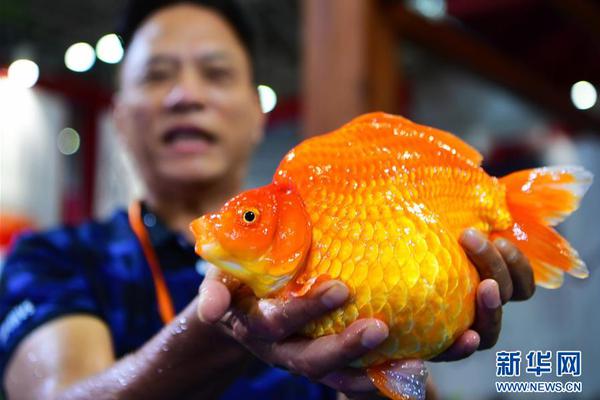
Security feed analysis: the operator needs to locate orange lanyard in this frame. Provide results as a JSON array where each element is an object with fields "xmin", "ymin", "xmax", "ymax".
[{"xmin": 128, "ymin": 201, "xmax": 175, "ymax": 325}]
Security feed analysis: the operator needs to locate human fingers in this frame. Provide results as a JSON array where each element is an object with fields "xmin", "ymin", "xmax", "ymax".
[
  {"xmin": 197, "ymin": 265, "xmax": 240, "ymax": 323},
  {"xmin": 494, "ymin": 238, "xmax": 535, "ymax": 301},
  {"xmin": 242, "ymin": 319, "xmax": 388, "ymax": 381},
  {"xmin": 230, "ymin": 280, "xmax": 349, "ymax": 342},
  {"xmin": 429, "ymin": 329, "xmax": 480, "ymax": 362},
  {"xmin": 460, "ymin": 229, "xmax": 513, "ymax": 304},
  {"xmin": 320, "ymin": 367, "xmax": 374, "ymax": 396},
  {"xmin": 472, "ymin": 279, "xmax": 502, "ymax": 349}
]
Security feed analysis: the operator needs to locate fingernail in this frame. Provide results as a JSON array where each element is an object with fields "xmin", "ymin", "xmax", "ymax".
[
  {"xmin": 361, "ymin": 321, "xmax": 388, "ymax": 349},
  {"xmin": 197, "ymin": 287, "xmax": 209, "ymax": 322},
  {"xmin": 320, "ymin": 282, "xmax": 349, "ymax": 309},
  {"xmin": 494, "ymin": 238, "xmax": 509, "ymax": 249},
  {"xmin": 461, "ymin": 228, "xmax": 487, "ymax": 254},
  {"xmin": 466, "ymin": 330, "xmax": 481, "ymax": 348},
  {"xmin": 482, "ymin": 280, "xmax": 501, "ymax": 309}
]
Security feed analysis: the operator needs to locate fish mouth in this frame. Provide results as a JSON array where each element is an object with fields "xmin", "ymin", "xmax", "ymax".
[
  {"xmin": 200, "ymin": 243, "xmax": 247, "ymax": 274},
  {"xmin": 190, "ymin": 216, "xmax": 219, "ymax": 255},
  {"xmin": 189, "ymin": 216, "xmax": 291, "ymax": 298},
  {"xmin": 190, "ymin": 216, "xmax": 249, "ymax": 274},
  {"xmin": 190, "ymin": 217, "xmax": 256, "ymax": 288}
]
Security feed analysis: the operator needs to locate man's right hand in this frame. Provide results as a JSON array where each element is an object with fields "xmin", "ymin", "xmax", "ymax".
[{"xmin": 197, "ymin": 267, "xmax": 395, "ymax": 397}]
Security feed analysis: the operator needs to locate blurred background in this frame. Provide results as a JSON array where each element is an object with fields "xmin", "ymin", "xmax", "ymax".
[{"xmin": 1, "ymin": 0, "xmax": 599, "ymax": 398}]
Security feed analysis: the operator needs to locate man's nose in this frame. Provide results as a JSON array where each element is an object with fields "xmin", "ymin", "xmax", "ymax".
[{"xmin": 163, "ymin": 68, "xmax": 207, "ymax": 113}]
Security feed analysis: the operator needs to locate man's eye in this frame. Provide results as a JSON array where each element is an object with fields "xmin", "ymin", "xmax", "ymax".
[
  {"xmin": 142, "ymin": 69, "xmax": 172, "ymax": 83},
  {"xmin": 204, "ymin": 67, "xmax": 233, "ymax": 83}
]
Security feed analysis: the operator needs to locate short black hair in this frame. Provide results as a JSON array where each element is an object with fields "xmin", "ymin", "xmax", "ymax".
[{"xmin": 117, "ymin": 0, "xmax": 257, "ymax": 78}]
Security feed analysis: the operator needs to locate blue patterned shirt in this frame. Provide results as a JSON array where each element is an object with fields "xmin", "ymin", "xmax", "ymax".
[{"xmin": 0, "ymin": 206, "xmax": 335, "ymax": 399}]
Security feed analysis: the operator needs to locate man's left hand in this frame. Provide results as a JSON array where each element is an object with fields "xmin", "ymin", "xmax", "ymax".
[{"xmin": 432, "ymin": 228, "xmax": 535, "ymax": 362}]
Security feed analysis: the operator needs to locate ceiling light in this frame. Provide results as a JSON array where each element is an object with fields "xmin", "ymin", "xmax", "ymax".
[
  {"xmin": 65, "ymin": 42, "xmax": 96, "ymax": 72},
  {"xmin": 258, "ymin": 84, "xmax": 277, "ymax": 114},
  {"xmin": 57, "ymin": 127, "xmax": 81, "ymax": 155},
  {"xmin": 7, "ymin": 59, "xmax": 39, "ymax": 88},
  {"xmin": 570, "ymin": 81, "xmax": 597, "ymax": 110},
  {"xmin": 96, "ymin": 34, "xmax": 124, "ymax": 64}
]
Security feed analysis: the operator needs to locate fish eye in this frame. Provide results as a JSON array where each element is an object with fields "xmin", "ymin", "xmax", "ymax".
[
  {"xmin": 244, "ymin": 211, "xmax": 256, "ymax": 222},
  {"xmin": 241, "ymin": 208, "xmax": 260, "ymax": 225}
]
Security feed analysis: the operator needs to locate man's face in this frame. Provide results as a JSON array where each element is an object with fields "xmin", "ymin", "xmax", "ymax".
[{"xmin": 114, "ymin": 4, "xmax": 264, "ymax": 188}]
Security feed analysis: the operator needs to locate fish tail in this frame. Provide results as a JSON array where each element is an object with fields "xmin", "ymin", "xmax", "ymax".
[
  {"xmin": 367, "ymin": 360, "xmax": 428, "ymax": 400},
  {"xmin": 495, "ymin": 166, "xmax": 592, "ymax": 288}
]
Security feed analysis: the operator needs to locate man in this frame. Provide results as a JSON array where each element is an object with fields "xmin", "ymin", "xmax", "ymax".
[{"xmin": 0, "ymin": 1, "xmax": 534, "ymax": 399}]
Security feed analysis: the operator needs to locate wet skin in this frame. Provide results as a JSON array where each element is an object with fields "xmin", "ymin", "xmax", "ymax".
[{"xmin": 4, "ymin": 4, "xmax": 534, "ymax": 400}]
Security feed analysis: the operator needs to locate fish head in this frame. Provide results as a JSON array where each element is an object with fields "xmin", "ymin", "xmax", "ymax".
[{"xmin": 190, "ymin": 183, "xmax": 311, "ymax": 297}]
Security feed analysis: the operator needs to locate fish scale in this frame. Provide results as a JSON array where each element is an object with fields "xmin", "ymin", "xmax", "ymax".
[
  {"xmin": 275, "ymin": 120, "xmax": 494, "ymax": 364},
  {"xmin": 192, "ymin": 112, "xmax": 591, "ymax": 399}
]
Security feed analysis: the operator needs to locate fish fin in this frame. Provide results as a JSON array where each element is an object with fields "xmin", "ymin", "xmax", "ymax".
[
  {"xmin": 366, "ymin": 360, "xmax": 428, "ymax": 400},
  {"xmin": 349, "ymin": 112, "xmax": 484, "ymax": 166},
  {"xmin": 501, "ymin": 166, "xmax": 593, "ymax": 226},
  {"xmin": 348, "ymin": 111, "xmax": 408, "ymax": 127},
  {"xmin": 286, "ymin": 274, "xmax": 331, "ymax": 298},
  {"xmin": 491, "ymin": 222, "xmax": 588, "ymax": 288},
  {"xmin": 415, "ymin": 123, "xmax": 483, "ymax": 166},
  {"xmin": 495, "ymin": 166, "xmax": 592, "ymax": 288}
]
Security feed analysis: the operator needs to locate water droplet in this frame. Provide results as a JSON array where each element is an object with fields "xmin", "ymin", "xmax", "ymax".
[
  {"xmin": 161, "ymin": 345, "xmax": 169, "ymax": 352},
  {"xmin": 27, "ymin": 352, "xmax": 38, "ymax": 363},
  {"xmin": 33, "ymin": 367, "xmax": 43, "ymax": 378},
  {"xmin": 178, "ymin": 317, "xmax": 187, "ymax": 325},
  {"xmin": 118, "ymin": 377, "xmax": 127, "ymax": 386}
]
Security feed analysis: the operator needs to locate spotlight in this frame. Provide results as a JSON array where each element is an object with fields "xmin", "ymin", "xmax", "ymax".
[
  {"xmin": 65, "ymin": 42, "xmax": 96, "ymax": 72},
  {"xmin": 7, "ymin": 59, "xmax": 39, "ymax": 88},
  {"xmin": 258, "ymin": 84, "xmax": 277, "ymax": 114},
  {"xmin": 570, "ymin": 81, "xmax": 597, "ymax": 110},
  {"xmin": 96, "ymin": 34, "xmax": 124, "ymax": 64},
  {"xmin": 57, "ymin": 128, "xmax": 81, "ymax": 155}
]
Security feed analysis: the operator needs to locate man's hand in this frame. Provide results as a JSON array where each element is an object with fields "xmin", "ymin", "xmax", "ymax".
[
  {"xmin": 198, "ymin": 272, "xmax": 389, "ymax": 394},
  {"xmin": 432, "ymin": 228, "xmax": 535, "ymax": 361},
  {"xmin": 197, "ymin": 227, "xmax": 536, "ymax": 397}
]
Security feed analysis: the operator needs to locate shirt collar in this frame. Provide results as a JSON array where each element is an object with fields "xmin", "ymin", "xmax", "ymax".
[{"xmin": 140, "ymin": 202, "xmax": 194, "ymax": 252}]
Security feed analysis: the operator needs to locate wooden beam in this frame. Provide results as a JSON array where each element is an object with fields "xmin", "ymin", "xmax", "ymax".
[
  {"xmin": 366, "ymin": 0, "xmax": 401, "ymax": 113},
  {"xmin": 389, "ymin": 6, "xmax": 600, "ymax": 131},
  {"xmin": 301, "ymin": 0, "xmax": 400, "ymax": 137}
]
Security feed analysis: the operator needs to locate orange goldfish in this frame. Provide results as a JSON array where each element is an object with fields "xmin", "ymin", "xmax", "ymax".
[{"xmin": 190, "ymin": 112, "xmax": 592, "ymax": 399}]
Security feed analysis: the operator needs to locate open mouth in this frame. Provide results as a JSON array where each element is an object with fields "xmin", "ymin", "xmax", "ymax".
[{"xmin": 161, "ymin": 125, "xmax": 218, "ymax": 152}]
